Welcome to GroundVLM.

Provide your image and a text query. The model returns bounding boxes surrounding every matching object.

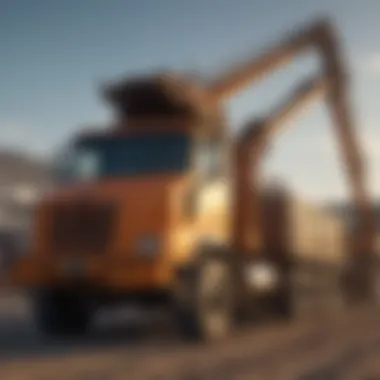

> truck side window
[195,140,223,182]
[184,140,224,220]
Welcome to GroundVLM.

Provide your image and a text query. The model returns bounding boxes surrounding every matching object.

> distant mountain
[0,149,52,229]
[0,149,51,186]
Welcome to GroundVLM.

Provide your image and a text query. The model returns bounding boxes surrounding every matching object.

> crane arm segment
[233,76,327,254]
[207,20,328,102]
[240,76,327,145]
[216,18,375,260]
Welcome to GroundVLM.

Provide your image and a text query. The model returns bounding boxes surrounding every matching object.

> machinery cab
[51,70,230,219]
[37,73,232,273]
[53,71,228,186]
[50,124,229,228]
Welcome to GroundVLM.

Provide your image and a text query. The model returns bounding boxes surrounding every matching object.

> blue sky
[0,0,380,201]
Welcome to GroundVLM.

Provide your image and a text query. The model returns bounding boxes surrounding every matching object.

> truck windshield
[56,133,191,182]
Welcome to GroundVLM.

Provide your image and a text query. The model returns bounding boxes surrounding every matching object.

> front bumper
[9,255,174,292]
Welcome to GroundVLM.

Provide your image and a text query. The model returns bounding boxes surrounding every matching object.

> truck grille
[49,201,115,254]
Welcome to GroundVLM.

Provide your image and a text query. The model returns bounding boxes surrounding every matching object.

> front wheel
[33,290,91,337]
[175,257,235,342]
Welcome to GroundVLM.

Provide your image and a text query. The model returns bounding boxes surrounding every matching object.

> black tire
[263,263,294,319]
[174,257,235,342]
[276,264,316,319]
[269,289,293,319]
[33,290,91,337]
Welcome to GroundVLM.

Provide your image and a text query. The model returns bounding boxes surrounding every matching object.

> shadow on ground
[0,294,180,362]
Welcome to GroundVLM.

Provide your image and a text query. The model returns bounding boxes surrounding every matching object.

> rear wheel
[33,290,91,337]
[175,257,235,342]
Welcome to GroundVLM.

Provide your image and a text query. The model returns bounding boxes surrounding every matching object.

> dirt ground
[1,293,380,380]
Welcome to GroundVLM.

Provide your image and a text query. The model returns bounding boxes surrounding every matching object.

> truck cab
[10,91,233,338]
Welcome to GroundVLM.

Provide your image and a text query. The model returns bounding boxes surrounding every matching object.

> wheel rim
[198,261,231,338]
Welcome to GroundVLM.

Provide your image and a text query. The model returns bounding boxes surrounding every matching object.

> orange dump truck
[9,19,377,341]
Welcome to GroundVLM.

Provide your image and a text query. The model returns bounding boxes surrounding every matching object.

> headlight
[136,236,159,257]
[245,261,280,291]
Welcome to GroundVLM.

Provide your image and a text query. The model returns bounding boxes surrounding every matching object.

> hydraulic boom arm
[206,19,375,265]
[232,77,328,255]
